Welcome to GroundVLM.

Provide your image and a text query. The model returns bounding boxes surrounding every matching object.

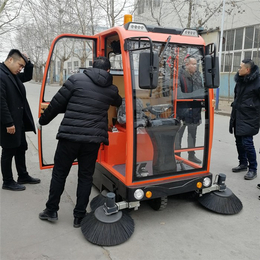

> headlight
[134,189,144,200]
[203,177,211,187]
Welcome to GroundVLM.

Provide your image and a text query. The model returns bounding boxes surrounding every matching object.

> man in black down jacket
[175,56,204,164]
[38,56,122,227]
[229,59,260,180]
[0,49,40,191]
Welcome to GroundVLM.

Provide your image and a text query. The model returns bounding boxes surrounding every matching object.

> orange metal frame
[38,34,99,170]
[38,27,215,188]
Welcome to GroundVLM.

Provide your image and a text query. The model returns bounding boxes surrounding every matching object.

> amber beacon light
[124,14,132,24]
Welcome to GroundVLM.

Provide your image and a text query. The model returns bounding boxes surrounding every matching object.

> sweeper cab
[38,15,242,245]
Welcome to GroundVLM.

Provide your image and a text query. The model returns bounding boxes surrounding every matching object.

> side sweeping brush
[198,173,243,215]
[198,188,243,215]
[81,192,134,246]
[90,190,108,211]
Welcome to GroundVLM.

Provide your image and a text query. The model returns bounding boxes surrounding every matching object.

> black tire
[180,191,200,201]
[148,196,168,211]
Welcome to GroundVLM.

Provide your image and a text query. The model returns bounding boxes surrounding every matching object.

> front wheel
[148,196,168,211]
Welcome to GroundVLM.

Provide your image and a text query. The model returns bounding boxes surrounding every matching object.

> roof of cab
[97,23,205,46]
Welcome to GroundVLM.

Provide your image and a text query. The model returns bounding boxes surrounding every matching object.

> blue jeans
[235,135,257,171]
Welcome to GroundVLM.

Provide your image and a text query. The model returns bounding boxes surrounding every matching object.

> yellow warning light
[196,182,203,189]
[146,191,152,198]
[124,14,132,25]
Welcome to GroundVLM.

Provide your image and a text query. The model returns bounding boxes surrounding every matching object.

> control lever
[112,117,119,132]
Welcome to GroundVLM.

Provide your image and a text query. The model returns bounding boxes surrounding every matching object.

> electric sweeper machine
[38,19,242,247]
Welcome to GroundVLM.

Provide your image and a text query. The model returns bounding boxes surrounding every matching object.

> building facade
[134,0,260,99]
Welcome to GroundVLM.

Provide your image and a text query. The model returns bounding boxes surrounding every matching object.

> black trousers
[175,123,198,156]
[46,139,100,218]
[1,130,29,183]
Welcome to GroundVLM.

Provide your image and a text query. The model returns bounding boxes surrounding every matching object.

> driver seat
[117,98,147,127]
[145,113,181,175]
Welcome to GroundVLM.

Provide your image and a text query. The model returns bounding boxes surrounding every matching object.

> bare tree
[136,0,244,29]
[22,0,77,83]
[96,0,138,27]
[0,0,25,35]
[16,24,46,82]
[0,0,25,59]
[70,0,104,35]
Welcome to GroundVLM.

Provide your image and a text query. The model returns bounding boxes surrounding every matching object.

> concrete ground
[215,98,232,116]
[0,82,259,260]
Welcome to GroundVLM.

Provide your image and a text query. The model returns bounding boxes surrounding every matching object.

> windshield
[129,41,207,179]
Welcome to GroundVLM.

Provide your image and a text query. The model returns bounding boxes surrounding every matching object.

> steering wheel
[143,103,173,118]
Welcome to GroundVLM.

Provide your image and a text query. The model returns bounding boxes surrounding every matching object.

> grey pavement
[1,82,259,260]
[215,98,232,117]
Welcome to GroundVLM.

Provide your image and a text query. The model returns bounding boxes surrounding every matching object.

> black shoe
[2,181,26,191]
[73,216,85,228]
[188,155,202,164]
[244,170,257,180]
[17,175,41,184]
[257,184,260,189]
[39,209,58,222]
[232,165,247,172]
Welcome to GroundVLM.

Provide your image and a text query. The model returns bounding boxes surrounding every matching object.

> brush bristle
[81,211,135,246]
[198,191,243,215]
[90,194,107,212]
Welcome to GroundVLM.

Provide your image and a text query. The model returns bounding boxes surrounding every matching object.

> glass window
[244,26,254,49]
[222,25,260,74]
[254,26,260,48]
[244,51,252,59]
[233,52,241,72]
[221,53,224,72]
[109,53,123,71]
[226,30,234,51]
[234,28,243,50]
[128,41,207,180]
[40,36,96,166]
[224,53,232,72]
[57,61,60,73]
[222,31,227,51]
[253,51,260,67]
[45,37,95,100]
[67,62,72,71]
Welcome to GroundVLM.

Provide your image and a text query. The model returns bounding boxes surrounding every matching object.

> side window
[39,36,96,168]
[109,52,123,73]
[44,37,95,102]
[106,36,125,128]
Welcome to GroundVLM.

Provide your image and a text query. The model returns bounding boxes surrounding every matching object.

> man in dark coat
[229,59,260,180]
[175,56,204,164]
[38,56,122,227]
[0,49,40,191]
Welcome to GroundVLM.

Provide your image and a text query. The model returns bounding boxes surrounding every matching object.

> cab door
[38,34,98,169]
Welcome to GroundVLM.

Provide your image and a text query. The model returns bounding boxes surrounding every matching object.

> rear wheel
[148,196,168,211]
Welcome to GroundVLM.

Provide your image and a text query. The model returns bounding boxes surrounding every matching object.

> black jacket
[229,65,260,136]
[177,67,204,124]
[39,68,122,145]
[0,62,35,148]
